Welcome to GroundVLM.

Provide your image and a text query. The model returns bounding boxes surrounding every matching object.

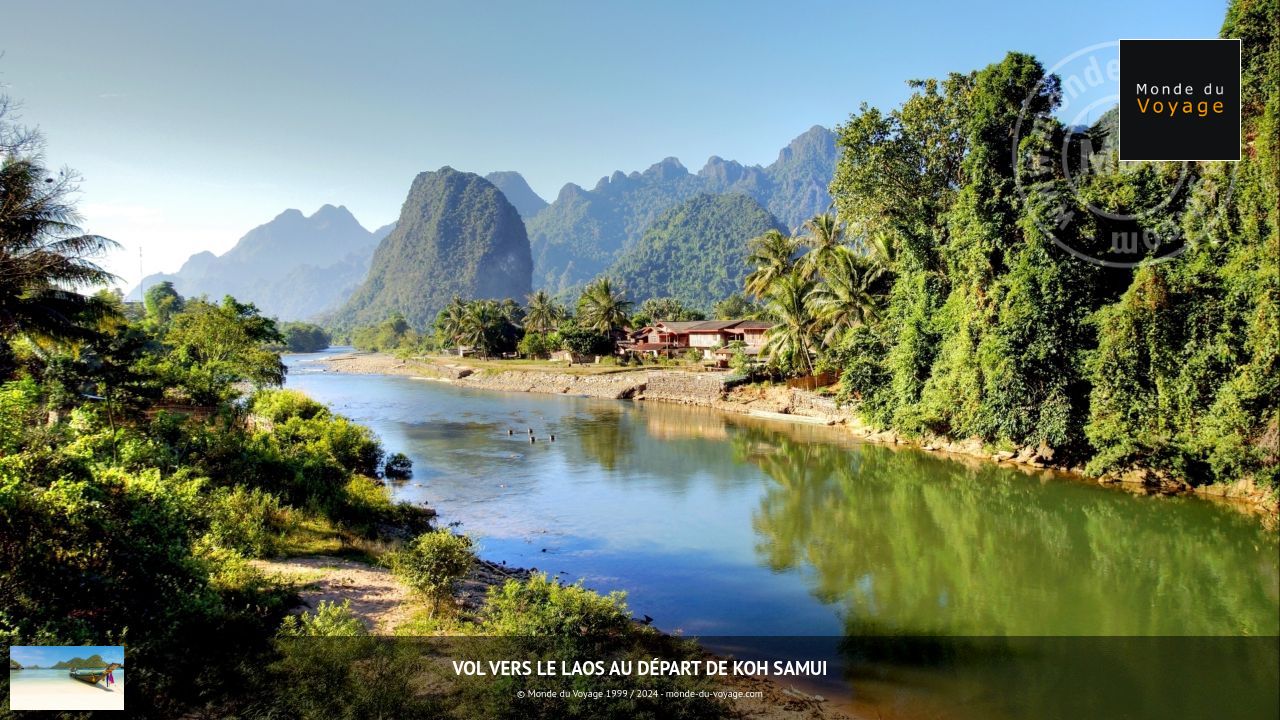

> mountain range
[133,125,838,322]
[128,205,391,320]
[526,125,836,295]
[330,167,532,329]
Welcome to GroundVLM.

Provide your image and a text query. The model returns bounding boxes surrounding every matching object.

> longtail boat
[69,663,120,685]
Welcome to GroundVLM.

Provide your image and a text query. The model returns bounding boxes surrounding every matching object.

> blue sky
[10,646,125,668]
[0,0,1226,289]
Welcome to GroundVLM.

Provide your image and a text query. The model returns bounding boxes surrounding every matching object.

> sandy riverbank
[307,351,1277,516]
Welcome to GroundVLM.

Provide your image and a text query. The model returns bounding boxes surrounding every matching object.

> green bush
[205,486,293,557]
[384,452,413,479]
[251,388,330,423]
[388,530,475,613]
[278,599,368,637]
[480,573,631,639]
[517,331,556,359]
[274,414,385,477]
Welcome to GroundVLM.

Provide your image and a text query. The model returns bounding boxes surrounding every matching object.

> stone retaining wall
[640,371,730,406]
[454,370,646,400]
[788,390,841,419]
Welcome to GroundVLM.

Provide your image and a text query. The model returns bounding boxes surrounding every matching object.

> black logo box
[1119,39,1241,162]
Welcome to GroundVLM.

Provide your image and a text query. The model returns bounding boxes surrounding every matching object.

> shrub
[205,486,292,557]
[332,475,395,533]
[278,599,368,637]
[517,331,555,359]
[251,389,330,423]
[274,414,385,477]
[388,530,475,613]
[384,452,413,479]
[557,325,613,356]
[480,573,631,639]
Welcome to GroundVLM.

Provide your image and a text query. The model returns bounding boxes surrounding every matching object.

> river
[285,350,1279,719]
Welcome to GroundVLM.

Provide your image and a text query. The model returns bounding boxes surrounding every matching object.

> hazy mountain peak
[129,202,382,319]
[773,125,837,166]
[644,156,689,180]
[485,171,549,220]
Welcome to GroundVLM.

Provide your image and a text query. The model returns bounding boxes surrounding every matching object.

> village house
[621,319,772,366]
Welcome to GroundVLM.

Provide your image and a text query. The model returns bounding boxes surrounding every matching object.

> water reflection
[741,429,1280,637]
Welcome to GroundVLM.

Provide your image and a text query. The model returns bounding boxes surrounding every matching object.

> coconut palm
[760,274,818,376]
[0,157,119,346]
[457,300,506,358]
[524,290,565,333]
[434,296,468,346]
[576,278,632,334]
[808,246,884,346]
[798,213,844,280]
[744,229,800,299]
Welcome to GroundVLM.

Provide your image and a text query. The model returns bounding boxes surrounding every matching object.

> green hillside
[607,194,785,310]
[332,167,533,329]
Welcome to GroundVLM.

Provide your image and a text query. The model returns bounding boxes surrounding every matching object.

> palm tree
[576,278,632,334]
[798,213,844,280]
[434,296,468,347]
[458,300,505,358]
[808,246,884,346]
[760,274,818,376]
[0,157,119,347]
[524,290,565,334]
[744,229,799,299]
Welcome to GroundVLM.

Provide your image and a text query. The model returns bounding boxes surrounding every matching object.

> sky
[0,0,1227,291]
[10,646,125,668]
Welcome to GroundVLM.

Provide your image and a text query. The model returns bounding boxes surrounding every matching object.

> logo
[1013,41,1241,268]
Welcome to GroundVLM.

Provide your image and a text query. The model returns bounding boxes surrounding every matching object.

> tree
[798,213,845,280]
[279,322,331,353]
[760,274,818,376]
[163,296,286,403]
[457,300,511,358]
[0,101,119,371]
[524,290,565,334]
[143,281,184,325]
[576,277,632,334]
[712,292,762,320]
[808,246,885,347]
[744,229,799,299]
[433,296,469,348]
[631,296,704,328]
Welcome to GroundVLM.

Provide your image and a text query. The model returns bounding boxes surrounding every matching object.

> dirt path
[251,555,416,633]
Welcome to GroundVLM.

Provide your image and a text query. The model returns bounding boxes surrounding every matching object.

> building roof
[654,319,773,334]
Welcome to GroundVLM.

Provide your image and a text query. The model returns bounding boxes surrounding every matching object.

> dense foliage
[800,5,1278,492]
[607,194,786,310]
[0,291,426,715]
[279,321,332,353]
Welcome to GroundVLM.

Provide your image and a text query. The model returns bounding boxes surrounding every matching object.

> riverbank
[309,351,1277,517]
[257,551,853,719]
